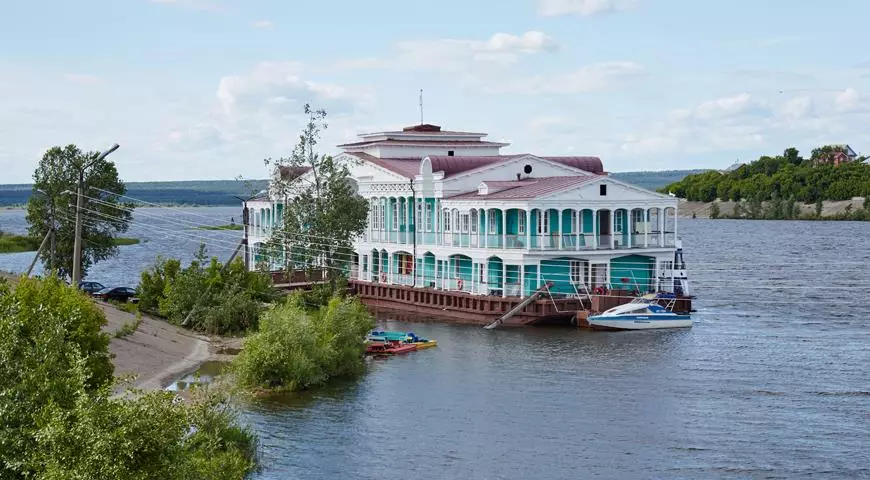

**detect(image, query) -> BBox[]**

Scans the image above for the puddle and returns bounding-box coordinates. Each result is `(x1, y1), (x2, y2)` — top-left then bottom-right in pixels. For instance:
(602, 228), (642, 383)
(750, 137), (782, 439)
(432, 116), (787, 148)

(216, 346), (242, 355)
(165, 360), (227, 391)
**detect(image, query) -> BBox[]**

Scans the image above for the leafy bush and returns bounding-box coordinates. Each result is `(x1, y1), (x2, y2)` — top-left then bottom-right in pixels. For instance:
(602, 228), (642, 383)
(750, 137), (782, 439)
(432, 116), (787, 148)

(0, 276), (258, 479)
(138, 246), (276, 335)
(232, 293), (374, 392)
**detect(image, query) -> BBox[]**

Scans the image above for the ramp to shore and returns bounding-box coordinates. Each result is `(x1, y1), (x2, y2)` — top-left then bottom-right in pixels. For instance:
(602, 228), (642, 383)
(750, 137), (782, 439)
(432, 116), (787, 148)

(100, 304), (211, 392)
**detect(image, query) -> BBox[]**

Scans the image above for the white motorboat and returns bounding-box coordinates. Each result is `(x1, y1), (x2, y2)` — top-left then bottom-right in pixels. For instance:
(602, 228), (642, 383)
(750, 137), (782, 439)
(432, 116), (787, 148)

(587, 295), (692, 330)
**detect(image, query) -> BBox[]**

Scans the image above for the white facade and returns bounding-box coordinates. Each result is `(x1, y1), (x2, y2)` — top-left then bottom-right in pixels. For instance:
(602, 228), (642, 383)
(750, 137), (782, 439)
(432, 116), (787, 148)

(246, 124), (685, 299)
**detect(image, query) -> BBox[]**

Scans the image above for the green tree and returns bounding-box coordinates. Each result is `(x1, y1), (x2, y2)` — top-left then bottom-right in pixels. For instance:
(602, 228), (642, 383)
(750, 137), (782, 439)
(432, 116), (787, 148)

(26, 145), (133, 280)
(709, 202), (720, 219)
(265, 105), (369, 284)
(139, 245), (276, 334)
(232, 293), (374, 392)
(0, 276), (113, 475)
(0, 277), (257, 479)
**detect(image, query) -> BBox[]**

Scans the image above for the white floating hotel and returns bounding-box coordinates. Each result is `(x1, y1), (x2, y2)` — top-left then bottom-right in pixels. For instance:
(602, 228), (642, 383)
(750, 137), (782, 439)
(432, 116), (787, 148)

(245, 123), (689, 324)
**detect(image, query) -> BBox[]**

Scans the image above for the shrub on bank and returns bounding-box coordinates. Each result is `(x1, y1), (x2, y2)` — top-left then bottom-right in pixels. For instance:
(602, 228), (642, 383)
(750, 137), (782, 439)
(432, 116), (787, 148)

(0, 276), (258, 479)
(232, 293), (374, 392)
(138, 245), (277, 335)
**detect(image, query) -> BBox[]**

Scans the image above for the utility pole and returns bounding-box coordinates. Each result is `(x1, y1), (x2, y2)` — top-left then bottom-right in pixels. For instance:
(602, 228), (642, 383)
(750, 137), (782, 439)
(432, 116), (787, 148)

(234, 195), (251, 271)
(34, 188), (56, 272)
(72, 143), (119, 287)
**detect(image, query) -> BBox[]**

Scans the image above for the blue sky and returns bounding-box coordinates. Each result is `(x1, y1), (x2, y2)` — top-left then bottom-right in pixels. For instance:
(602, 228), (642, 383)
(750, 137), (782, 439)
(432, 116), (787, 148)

(2, 0), (869, 182)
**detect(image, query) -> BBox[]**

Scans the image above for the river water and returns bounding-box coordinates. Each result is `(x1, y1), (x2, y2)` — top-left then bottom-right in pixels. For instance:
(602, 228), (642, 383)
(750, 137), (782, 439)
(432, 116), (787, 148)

(2, 208), (869, 479)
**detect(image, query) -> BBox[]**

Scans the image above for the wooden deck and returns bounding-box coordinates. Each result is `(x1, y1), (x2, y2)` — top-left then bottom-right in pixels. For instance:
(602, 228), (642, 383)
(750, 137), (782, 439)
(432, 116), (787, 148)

(350, 280), (587, 326)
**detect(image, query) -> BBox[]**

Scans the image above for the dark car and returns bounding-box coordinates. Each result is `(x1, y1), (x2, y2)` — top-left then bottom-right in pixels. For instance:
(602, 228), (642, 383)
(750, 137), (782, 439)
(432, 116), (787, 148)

(78, 281), (105, 294)
(93, 287), (138, 303)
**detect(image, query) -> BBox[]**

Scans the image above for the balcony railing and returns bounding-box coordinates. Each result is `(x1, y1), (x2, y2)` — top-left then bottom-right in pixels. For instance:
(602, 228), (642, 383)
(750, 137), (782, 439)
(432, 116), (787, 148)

(364, 229), (676, 249)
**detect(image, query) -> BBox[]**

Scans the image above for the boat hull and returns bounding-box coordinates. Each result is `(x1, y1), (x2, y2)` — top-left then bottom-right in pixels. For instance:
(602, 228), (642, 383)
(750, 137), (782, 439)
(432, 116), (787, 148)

(412, 340), (437, 350)
(587, 315), (692, 331)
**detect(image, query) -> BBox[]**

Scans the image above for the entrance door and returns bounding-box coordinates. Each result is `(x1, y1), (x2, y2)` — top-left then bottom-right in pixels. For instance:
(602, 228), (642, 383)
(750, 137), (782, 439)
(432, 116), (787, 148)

(591, 263), (607, 288)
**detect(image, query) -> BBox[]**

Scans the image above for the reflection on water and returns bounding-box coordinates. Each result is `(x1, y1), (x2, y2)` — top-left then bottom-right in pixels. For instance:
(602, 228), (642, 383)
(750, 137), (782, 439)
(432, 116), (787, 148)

(3, 209), (870, 478)
(165, 361), (227, 392)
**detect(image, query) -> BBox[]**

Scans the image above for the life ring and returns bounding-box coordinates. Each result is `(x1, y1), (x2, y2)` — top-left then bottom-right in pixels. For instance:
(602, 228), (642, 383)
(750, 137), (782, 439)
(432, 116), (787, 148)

(457, 279), (464, 290)
(380, 272), (387, 282)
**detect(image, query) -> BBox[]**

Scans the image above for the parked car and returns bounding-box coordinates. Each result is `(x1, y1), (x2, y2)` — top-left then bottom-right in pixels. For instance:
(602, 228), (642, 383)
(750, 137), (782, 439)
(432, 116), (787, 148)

(78, 281), (105, 295)
(93, 287), (139, 303)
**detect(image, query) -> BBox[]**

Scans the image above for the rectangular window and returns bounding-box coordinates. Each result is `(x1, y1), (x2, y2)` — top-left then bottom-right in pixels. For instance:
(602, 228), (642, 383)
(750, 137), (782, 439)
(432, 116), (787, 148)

(479, 263), (485, 283)
(518, 212), (526, 234)
(600, 184), (607, 196)
(570, 211), (578, 234)
(392, 201), (399, 231)
(380, 201), (386, 231)
(443, 210), (450, 232)
(570, 260), (582, 284)
(461, 214), (469, 232)
(416, 201), (422, 231)
(471, 211), (478, 233)
(425, 203), (434, 231)
(543, 211), (550, 234)
(454, 211), (460, 233)
(614, 210), (624, 234)
(489, 211), (498, 234)
(362, 255), (368, 272)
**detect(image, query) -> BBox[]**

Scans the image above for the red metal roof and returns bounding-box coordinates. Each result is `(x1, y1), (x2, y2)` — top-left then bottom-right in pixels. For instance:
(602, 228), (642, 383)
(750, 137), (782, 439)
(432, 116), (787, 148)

(344, 153), (606, 180)
(541, 157), (604, 175)
(337, 139), (506, 148)
(426, 155), (524, 178)
(346, 152), (421, 178)
(447, 176), (603, 200)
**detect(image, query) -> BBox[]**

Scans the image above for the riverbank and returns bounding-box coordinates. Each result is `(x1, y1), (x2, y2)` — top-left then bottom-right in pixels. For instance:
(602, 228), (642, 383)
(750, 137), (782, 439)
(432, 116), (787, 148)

(678, 197), (867, 219)
(0, 231), (140, 253)
(101, 303), (239, 392)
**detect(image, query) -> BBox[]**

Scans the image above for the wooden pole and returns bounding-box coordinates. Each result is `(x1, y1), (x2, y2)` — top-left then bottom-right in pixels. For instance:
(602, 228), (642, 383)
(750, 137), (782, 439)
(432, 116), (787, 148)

(25, 231), (52, 277)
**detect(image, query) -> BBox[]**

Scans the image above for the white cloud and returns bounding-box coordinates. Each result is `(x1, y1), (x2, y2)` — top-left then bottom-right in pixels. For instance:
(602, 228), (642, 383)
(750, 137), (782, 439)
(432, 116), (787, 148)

(499, 61), (644, 94)
(251, 20), (273, 28)
(393, 31), (559, 69)
(834, 87), (870, 112)
(779, 96), (814, 121)
(149, 0), (223, 12)
(215, 62), (363, 117)
(62, 73), (104, 85)
(693, 92), (768, 121)
(537, 0), (633, 16)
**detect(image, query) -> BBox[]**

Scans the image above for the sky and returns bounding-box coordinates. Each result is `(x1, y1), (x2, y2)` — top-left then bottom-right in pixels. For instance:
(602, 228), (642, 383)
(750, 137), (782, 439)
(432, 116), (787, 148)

(1, 0), (869, 183)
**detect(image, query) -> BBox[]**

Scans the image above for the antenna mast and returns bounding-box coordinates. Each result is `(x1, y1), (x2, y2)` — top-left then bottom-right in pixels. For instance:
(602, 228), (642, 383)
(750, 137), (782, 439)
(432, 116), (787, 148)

(419, 89), (423, 125)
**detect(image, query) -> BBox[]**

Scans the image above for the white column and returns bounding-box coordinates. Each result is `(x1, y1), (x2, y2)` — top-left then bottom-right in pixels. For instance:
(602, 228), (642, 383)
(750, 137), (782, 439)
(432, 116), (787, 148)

(526, 209), (531, 250)
(673, 208), (678, 243)
(592, 209), (598, 249)
(481, 210), (487, 248)
(627, 209), (633, 249)
(434, 199), (440, 246)
(555, 209), (562, 250)
(610, 210), (616, 250)
(644, 209), (649, 247)
(501, 263), (507, 298)
(520, 264), (526, 298)
(501, 209), (507, 248)
(658, 207), (665, 246)
(575, 209), (581, 251)
(537, 260), (542, 288)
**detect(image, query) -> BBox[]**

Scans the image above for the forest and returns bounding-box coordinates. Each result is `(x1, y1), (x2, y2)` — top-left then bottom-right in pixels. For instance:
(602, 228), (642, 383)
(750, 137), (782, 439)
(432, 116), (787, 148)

(660, 146), (870, 203)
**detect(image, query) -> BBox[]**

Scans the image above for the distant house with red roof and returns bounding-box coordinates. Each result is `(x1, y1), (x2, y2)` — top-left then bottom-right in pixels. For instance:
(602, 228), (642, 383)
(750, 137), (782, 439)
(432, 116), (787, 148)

(813, 144), (859, 167)
(246, 123), (686, 300)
